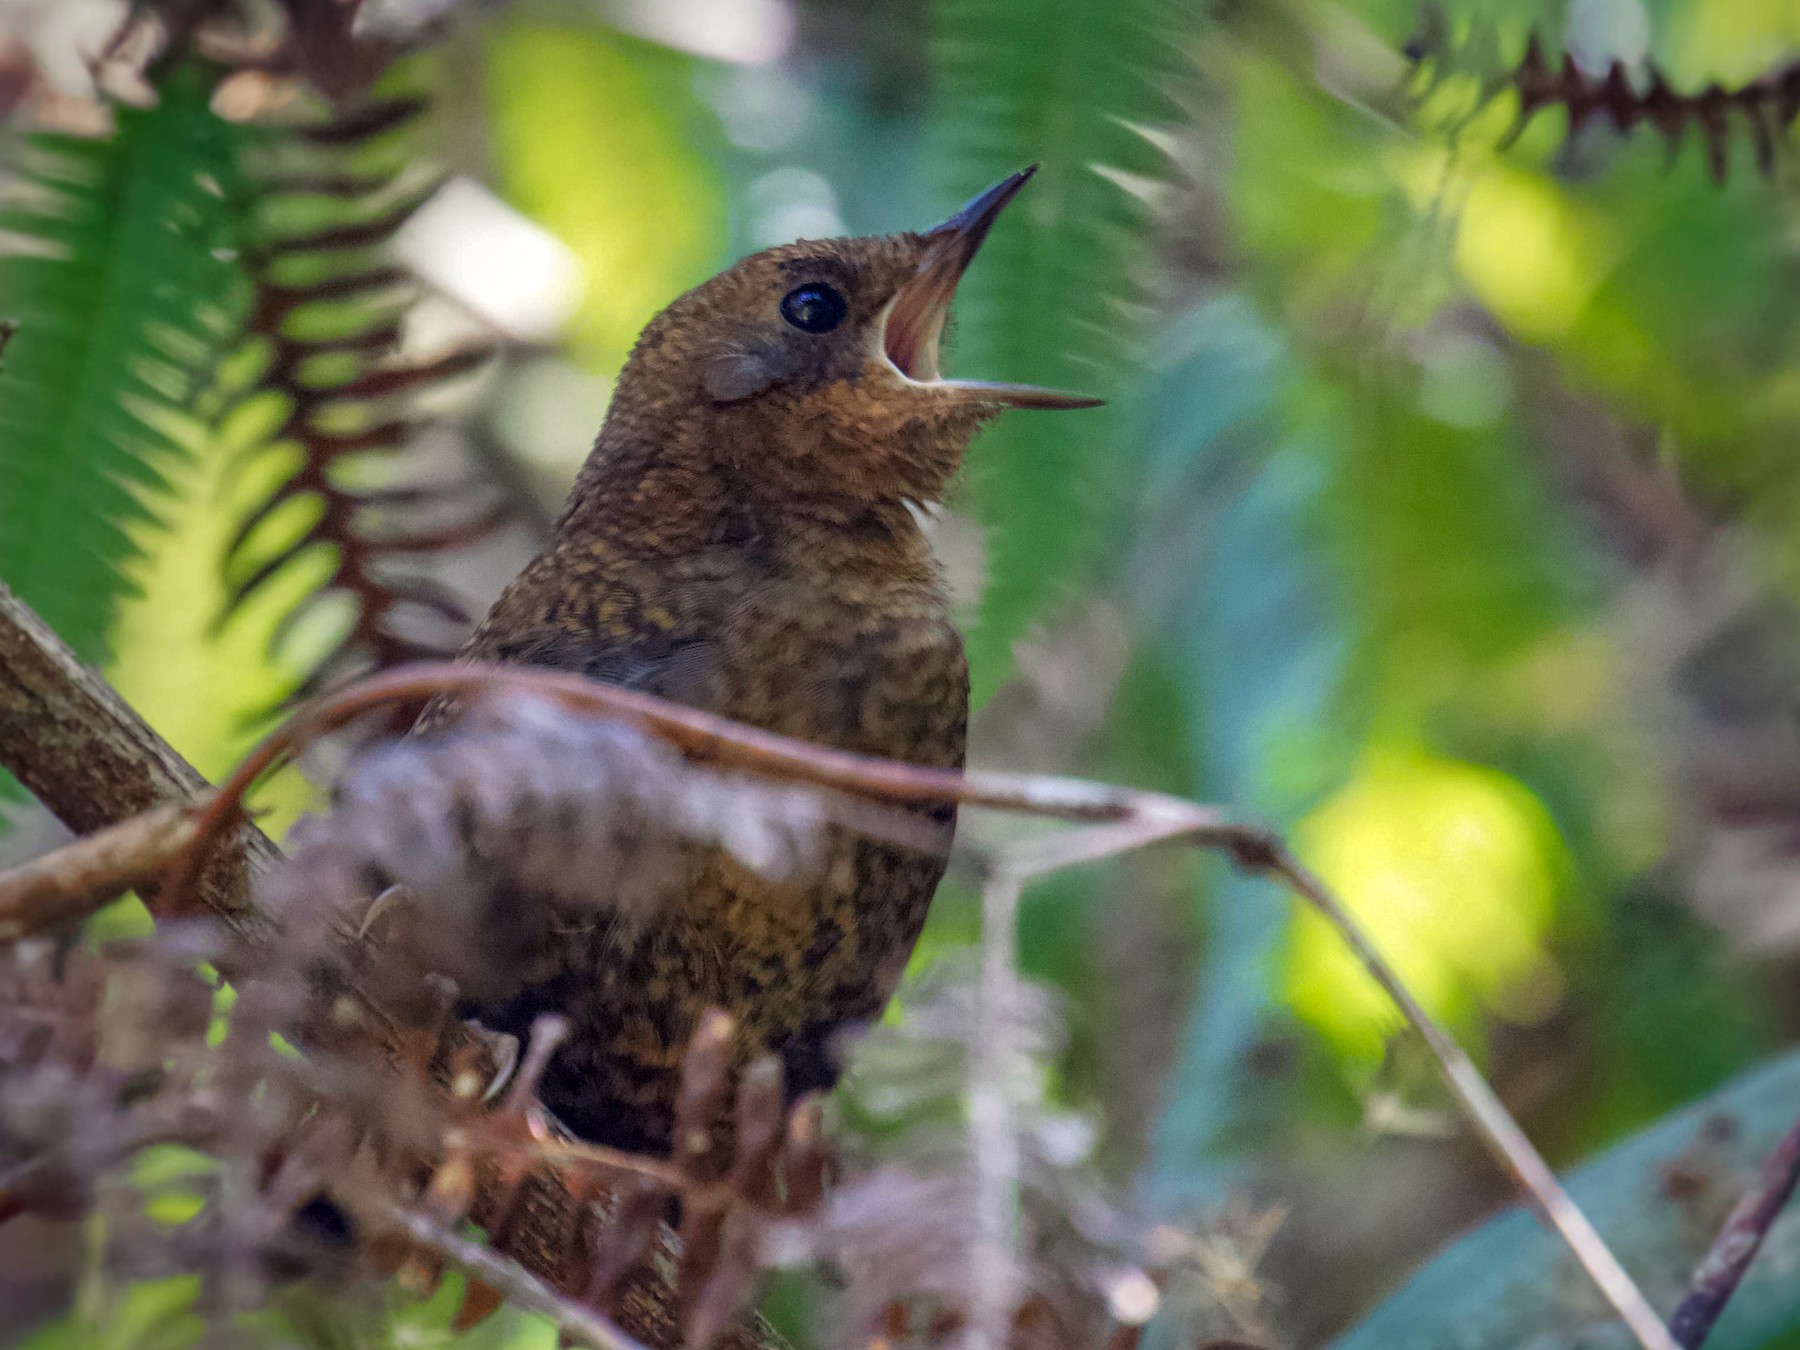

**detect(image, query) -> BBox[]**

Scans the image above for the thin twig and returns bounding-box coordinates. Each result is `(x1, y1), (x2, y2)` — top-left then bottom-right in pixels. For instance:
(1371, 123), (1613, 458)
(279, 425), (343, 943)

(968, 865), (1026, 1350)
(158, 662), (1232, 907)
(365, 1195), (650, 1350)
(1258, 847), (1679, 1350)
(0, 803), (200, 939)
(520, 1138), (686, 1191)
(1668, 1110), (1800, 1348)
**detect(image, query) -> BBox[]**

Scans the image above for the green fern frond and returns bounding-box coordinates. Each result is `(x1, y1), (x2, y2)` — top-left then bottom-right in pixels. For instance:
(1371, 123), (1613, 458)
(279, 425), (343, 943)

(929, 0), (1189, 703)
(0, 67), (245, 665)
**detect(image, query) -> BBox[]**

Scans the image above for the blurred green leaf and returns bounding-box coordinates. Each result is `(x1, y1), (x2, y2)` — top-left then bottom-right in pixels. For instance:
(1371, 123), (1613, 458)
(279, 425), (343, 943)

(1137, 297), (1361, 1201)
(927, 0), (1191, 702)
(0, 67), (244, 665)
(20, 1275), (203, 1350)
(484, 21), (729, 374)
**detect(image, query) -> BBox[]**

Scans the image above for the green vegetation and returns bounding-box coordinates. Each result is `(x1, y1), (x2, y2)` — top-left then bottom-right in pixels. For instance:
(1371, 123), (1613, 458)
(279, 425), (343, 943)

(5, 0), (1800, 1346)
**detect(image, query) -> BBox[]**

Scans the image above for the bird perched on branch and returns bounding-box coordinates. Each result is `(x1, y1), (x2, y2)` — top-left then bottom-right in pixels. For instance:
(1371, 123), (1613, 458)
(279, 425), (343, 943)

(450, 167), (1100, 1152)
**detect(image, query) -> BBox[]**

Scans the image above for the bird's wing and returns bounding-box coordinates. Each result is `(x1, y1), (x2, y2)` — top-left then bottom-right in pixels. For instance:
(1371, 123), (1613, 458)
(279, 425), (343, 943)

(472, 624), (725, 710)
(456, 550), (730, 712)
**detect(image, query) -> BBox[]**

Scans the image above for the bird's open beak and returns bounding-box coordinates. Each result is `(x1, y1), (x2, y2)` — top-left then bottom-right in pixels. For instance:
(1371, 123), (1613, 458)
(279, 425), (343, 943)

(880, 165), (1104, 411)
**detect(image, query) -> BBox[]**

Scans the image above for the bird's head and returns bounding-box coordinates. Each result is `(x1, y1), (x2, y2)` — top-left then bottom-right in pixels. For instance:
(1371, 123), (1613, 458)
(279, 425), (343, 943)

(599, 166), (1100, 513)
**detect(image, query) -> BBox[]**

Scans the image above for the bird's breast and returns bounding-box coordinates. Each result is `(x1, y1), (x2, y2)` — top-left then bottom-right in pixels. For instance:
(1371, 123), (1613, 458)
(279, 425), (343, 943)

(715, 578), (969, 771)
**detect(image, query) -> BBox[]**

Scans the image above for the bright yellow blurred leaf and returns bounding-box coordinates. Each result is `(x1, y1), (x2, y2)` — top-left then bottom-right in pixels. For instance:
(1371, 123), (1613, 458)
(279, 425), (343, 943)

(484, 24), (728, 372)
(109, 430), (323, 839)
(1454, 164), (1618, 343)
(1283, 748), (1566, 1064)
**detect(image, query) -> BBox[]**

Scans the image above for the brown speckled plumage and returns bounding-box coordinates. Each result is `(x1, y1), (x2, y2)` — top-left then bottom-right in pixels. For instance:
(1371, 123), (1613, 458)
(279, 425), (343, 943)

(446, 170), (1098, 1151)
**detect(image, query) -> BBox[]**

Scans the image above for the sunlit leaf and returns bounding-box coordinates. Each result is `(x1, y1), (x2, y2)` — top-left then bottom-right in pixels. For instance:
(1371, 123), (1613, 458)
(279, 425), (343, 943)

(1284, 747), (1566, 1063)
(483, 22), (729, 374)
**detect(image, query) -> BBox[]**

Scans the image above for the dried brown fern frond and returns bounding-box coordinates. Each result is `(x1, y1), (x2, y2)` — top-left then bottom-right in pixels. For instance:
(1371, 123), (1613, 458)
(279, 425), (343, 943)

(410, 1010), (838, 1347)
(222, 86), (504, 700)
(93, 0), (511, 704)
(262, 694), (829, 1017)
(121, 0), (435, 99)
(0, 927), (414, 1321)
(1405, 1), (1800, 180)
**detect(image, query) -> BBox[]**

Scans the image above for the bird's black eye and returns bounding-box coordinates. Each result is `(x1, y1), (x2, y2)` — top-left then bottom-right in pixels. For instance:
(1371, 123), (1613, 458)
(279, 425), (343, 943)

(780, 283), (847, 334)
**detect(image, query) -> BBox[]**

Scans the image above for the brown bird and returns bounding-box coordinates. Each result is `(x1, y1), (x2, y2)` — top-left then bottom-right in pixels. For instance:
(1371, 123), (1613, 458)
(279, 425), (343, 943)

(454, 167), (1099, 1153)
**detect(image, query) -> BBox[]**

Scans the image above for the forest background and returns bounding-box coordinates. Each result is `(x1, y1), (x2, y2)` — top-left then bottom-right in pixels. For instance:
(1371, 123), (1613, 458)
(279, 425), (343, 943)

(4, 0), (1800, 1348)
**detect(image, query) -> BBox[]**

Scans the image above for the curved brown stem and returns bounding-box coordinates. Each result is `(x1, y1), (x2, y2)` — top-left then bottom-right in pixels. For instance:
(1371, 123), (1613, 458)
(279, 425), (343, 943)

(0, 803), (199, 938)
(158, 661), (1227, 914)
(7, 621), (1680, 1350)
(1668, 1110), (1800, 1348)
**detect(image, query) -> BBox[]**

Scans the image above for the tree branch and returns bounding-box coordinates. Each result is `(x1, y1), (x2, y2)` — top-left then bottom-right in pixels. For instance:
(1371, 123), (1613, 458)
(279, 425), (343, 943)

(1669, 1109), (1800, 1348)
(0, 581), (278, 939)
(0, 801), (200, 938)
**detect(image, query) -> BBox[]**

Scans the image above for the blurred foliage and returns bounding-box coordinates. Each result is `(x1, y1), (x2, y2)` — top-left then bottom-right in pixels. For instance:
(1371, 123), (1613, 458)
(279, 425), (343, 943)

(18, 1263), (561, 1350)
(484, 22), (729, 371)
(1285, 746), (1566, 1064)
(0, 66), (242, 665)
(7, 0), (1800, 1345)
(928, 0), (1190, 701)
